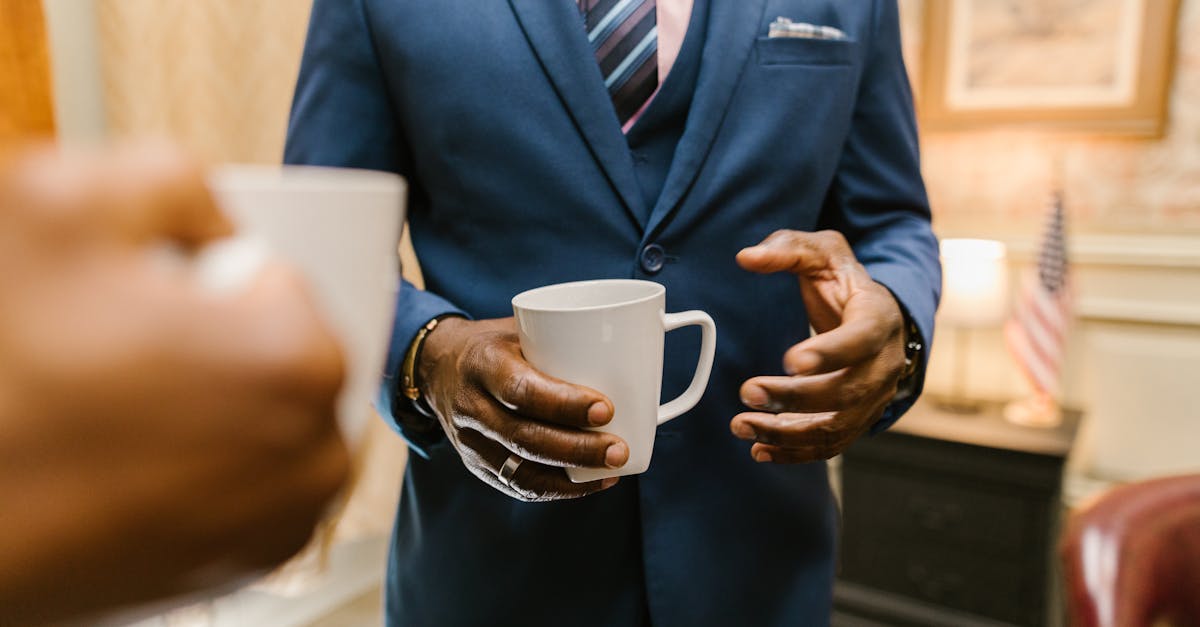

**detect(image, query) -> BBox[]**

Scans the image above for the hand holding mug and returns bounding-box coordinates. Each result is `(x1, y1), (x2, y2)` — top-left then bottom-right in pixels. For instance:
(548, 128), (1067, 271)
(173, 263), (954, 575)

(731, 230), (908, 464)
(206, 164), (405, 447)
(418, 317), (630, 502)
(513, 280), (716, 484)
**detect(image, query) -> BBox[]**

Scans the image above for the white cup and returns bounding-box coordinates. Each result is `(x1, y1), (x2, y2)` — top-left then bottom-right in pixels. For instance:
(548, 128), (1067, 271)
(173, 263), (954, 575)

(201, 165), (406, 447)
(512, 280), (717, 482)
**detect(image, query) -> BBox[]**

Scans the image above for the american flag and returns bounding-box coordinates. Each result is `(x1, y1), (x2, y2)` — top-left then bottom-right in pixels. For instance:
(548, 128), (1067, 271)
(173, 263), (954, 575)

(1006, 194), (1072, 396)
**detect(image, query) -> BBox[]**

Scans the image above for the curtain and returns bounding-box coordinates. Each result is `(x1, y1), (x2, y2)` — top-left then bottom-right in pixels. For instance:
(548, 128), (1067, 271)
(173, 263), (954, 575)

(96, 0), (313, 164)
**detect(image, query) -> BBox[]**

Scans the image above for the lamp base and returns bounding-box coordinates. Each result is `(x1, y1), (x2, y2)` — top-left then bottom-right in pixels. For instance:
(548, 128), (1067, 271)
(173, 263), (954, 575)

(1003, 395), (1062, 429)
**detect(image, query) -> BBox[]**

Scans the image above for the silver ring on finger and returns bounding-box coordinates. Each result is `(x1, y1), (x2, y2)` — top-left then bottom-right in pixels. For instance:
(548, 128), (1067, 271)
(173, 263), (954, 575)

(497, 454), (524, 488)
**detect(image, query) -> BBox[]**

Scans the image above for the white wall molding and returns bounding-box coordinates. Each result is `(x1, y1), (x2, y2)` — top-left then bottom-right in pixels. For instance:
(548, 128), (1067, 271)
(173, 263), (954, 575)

(991, 232), (1200, 328)
(997, 232), (1200, 269)
(41, 0), (109, 143)
(1076, 297), (1200, 327)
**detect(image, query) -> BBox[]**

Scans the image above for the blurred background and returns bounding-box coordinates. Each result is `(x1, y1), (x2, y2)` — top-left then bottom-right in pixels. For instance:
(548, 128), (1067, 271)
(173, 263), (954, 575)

(3, 0), (1198, 625)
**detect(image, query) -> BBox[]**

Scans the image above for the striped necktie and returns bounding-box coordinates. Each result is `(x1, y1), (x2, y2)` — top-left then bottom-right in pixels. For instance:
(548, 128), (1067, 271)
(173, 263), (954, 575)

(578, 0), (659, 125)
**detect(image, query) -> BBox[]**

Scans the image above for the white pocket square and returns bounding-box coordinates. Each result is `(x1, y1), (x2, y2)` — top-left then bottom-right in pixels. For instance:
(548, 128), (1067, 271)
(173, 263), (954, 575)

(768, 17), (847, 41)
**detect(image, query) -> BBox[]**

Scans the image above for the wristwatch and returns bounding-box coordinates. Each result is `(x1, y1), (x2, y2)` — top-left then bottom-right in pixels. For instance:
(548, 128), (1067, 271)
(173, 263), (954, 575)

(894, 314), (924, 401)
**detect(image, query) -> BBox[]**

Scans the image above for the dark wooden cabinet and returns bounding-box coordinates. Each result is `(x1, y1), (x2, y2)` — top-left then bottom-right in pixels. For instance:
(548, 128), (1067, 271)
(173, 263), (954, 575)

(833, 401), (1079, 627)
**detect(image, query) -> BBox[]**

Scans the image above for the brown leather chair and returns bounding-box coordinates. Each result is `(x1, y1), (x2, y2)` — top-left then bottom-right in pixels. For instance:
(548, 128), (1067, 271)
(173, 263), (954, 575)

(1061, 474), (1200, 627)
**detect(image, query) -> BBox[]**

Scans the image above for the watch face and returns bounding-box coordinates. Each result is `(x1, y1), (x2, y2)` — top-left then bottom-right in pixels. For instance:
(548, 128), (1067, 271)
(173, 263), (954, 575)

(900, 318), (923, 381)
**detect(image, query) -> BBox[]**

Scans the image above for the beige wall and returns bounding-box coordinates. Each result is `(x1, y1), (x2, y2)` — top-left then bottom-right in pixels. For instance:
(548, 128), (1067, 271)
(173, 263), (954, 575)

(900, 0), (1200, 236)
(898, 1), (1200, 486)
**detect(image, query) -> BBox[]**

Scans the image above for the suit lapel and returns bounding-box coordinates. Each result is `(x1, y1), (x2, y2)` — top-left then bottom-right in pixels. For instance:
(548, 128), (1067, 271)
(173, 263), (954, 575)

(644, 0), (767, 238)
(507, 0), (648, 227)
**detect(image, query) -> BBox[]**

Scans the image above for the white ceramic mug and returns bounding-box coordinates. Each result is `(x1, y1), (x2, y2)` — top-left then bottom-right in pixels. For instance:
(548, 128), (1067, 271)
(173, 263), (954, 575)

(200, 165), (406, 447)
(512, 280), (716, 482)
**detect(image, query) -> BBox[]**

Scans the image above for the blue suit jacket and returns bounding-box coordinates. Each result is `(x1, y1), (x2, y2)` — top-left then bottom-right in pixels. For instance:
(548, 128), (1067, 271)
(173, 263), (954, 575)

(286, 1), (940, 625)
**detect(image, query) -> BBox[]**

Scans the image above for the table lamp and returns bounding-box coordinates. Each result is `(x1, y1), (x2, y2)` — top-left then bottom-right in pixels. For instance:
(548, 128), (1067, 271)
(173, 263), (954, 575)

(937, 239), (1010, 413)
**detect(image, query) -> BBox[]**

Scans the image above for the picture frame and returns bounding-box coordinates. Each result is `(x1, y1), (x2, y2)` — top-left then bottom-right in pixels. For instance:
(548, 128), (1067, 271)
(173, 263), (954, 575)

(919, 0), (1181, 136)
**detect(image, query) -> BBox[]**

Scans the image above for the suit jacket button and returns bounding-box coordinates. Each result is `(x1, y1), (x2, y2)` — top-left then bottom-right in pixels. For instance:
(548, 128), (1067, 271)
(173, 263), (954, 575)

(640, 244), (666, 274)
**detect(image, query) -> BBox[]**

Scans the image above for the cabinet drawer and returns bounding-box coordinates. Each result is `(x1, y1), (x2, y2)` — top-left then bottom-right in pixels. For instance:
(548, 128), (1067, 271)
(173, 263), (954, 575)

(841, 539), (1038, 625)
(842, 466), (1039, 553)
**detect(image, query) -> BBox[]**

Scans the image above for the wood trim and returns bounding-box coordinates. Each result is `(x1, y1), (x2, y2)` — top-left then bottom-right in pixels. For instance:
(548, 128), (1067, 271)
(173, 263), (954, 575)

(919, 0), (1181, 137)
(0, 0), (56, 146)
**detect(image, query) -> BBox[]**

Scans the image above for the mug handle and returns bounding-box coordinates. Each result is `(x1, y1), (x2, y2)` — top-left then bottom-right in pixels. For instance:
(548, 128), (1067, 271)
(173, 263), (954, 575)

(657, 311), (717, 425)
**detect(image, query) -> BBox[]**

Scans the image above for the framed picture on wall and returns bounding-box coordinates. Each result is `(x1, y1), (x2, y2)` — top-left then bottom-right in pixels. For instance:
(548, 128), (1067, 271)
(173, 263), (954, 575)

(920, 0), (1181, 136)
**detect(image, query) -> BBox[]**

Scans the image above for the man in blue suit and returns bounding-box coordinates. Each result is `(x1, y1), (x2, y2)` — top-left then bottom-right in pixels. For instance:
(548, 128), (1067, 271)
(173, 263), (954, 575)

(286, 0), (940, 625)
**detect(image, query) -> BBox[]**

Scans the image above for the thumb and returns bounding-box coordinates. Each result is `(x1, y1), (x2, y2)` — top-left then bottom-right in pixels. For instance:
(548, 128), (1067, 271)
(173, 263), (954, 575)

(18, 141), (235, 249)
(737, 230), (845, 276)
(99, 141), (235, 248)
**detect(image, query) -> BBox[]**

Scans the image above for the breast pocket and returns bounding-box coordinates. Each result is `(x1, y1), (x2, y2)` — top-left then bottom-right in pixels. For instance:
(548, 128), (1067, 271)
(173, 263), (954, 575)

(755, 36), (857, 67)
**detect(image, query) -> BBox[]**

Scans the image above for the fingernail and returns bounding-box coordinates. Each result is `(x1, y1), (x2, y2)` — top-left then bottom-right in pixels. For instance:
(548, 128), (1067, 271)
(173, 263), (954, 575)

(605, 443), (629, 468)
(754, 450), (773, 463)
(601, 477), (619, 489)
(741, 385), (768, 409)
(588, 402), (612, 426)
(731, 421), (756, 440)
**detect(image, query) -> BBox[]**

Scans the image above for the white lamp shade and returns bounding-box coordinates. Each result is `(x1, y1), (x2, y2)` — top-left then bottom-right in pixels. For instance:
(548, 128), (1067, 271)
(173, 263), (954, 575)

(939, 238), (1010, 329)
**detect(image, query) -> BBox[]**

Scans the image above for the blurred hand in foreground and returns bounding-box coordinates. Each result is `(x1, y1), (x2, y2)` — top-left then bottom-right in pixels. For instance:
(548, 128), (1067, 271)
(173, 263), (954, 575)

(0, 144), (349, 626)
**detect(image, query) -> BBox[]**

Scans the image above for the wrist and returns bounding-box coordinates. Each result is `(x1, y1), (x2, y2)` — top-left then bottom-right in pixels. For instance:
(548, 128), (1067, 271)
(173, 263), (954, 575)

(408, 315), (467, 406)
